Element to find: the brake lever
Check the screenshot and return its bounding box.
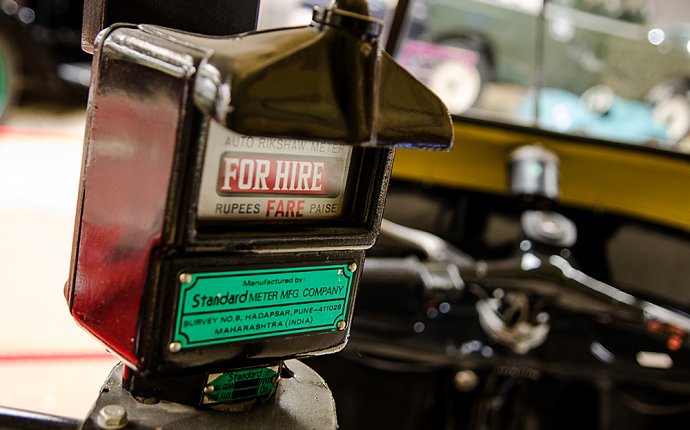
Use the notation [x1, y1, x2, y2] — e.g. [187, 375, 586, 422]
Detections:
[380, 219, 473, 265]
[549, 254, 690, 351]
[375, 221, 690, 351]
[478, 252, 690, 351]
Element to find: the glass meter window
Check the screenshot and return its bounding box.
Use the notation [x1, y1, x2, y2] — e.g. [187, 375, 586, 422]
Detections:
[197, 122, 353, 221]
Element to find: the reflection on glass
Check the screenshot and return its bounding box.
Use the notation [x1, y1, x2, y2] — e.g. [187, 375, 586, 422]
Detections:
[395, 0, 690, 151]
[396, 0, 540, 124]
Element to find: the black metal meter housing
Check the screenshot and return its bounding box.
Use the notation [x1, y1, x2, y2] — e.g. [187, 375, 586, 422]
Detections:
[66, 0, 453, 379]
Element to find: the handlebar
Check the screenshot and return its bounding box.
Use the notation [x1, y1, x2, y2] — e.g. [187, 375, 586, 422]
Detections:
[363, 220, 690, 352]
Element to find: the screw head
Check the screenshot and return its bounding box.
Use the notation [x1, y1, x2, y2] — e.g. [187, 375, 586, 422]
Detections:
[169, 342, 182, 353]
[337, 320, 347, 331]
[347, 262, 358, 273]
[204, 385, 215, 394]
[179, 273, 192, 284]
[97, 404, 128, 430]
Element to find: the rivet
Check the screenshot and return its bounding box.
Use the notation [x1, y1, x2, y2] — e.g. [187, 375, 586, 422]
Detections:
[169, 342, 182, 353]
[337, 320, 347, 331]
[347, 262, 358, 273]
[204, 385, 215, 394]
[179, 273, 192, 284]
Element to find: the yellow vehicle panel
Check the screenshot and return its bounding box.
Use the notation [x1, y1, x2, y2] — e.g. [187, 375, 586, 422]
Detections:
[393, 118, 690, 230]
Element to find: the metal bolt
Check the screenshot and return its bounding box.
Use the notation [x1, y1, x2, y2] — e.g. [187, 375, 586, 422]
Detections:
[179, 273, 192, 284]
[538, 216, 564, 240]
[168, 342, 182, 353]
[96, 404, 128, 430]
[204, 385, 215, 394]
[454, 370, 479, 392]
[360, 42, 373, 56]
[347, 262, 358, 273]
[337, 320, 347, 331]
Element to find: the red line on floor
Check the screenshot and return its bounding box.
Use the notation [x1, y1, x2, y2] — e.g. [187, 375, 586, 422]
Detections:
[0, 352, 114, 363]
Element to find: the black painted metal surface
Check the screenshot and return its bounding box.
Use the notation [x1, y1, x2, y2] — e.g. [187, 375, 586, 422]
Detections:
[82, 0, 261, 53]
[0, 406, 81, 430]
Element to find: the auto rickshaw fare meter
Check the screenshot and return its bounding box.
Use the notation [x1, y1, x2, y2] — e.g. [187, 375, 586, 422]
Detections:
[66, 0, 452, 409]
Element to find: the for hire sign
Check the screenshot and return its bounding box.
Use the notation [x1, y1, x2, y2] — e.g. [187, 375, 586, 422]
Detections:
[198, 122, 353, 221]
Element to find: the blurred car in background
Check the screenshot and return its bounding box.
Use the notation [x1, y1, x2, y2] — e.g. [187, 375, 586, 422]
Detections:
[0, 0, 89, 120]
[518, 85, 676, 146]
[395, 0, 690, 147]
[398, 38, 484, 114]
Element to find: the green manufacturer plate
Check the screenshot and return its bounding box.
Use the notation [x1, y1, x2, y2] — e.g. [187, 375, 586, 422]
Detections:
[202, 366, 280, 405]
[174, 264, 353, 349]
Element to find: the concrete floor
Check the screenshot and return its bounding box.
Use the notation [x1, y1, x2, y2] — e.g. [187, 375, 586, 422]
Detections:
[0, 104, 118, 419]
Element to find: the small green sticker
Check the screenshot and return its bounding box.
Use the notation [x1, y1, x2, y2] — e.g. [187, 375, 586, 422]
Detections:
[203, 366, 279, 405]
[174, 264, 353, 349]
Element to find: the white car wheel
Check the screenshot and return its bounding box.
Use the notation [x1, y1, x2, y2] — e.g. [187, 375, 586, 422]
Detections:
[653, 95, 690, 143]
[427, 59, 482, 115]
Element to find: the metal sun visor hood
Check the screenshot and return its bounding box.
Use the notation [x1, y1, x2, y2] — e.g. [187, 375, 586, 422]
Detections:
[119, 5, 454, 149]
